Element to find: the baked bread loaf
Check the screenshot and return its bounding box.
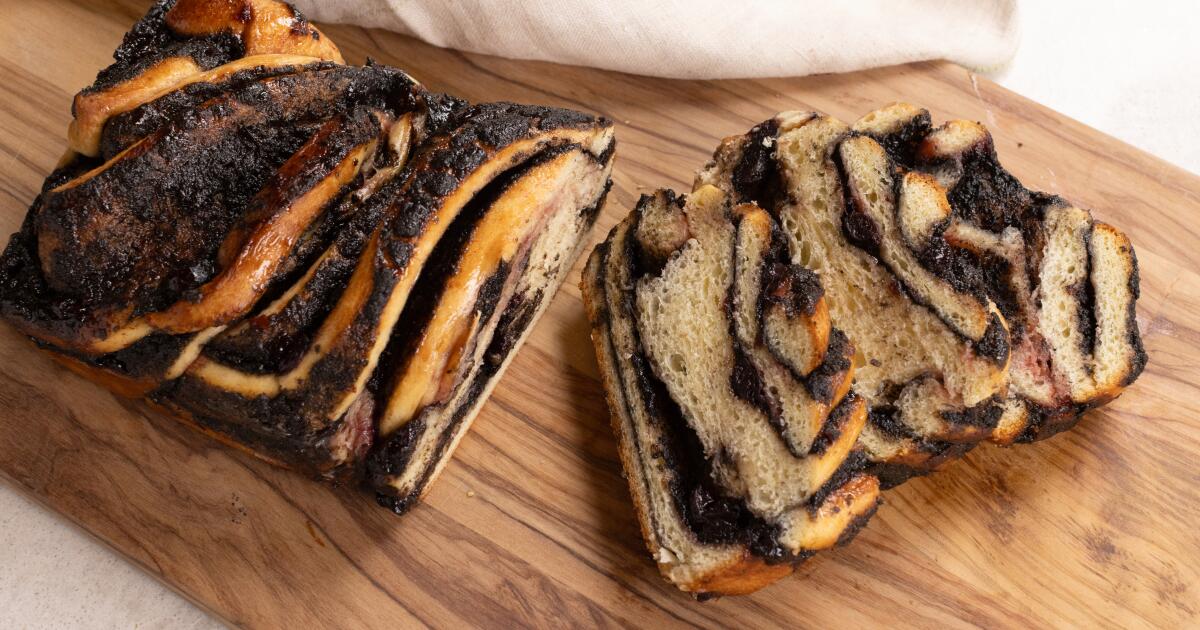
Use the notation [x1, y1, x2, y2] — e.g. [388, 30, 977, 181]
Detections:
[582, 185, 879, 596]
[583, 104, 1145, 595]
[0, 0, 615, 510]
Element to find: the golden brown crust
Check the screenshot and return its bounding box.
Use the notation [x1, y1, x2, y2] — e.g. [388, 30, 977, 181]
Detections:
[683, 555, 797, 597]
[581, 247, 664, 561]
[164, 0, 344, 61]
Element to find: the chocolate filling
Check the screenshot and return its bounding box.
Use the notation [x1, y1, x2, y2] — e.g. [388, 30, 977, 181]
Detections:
[730, 118, 784, 208]
[834, 137, 1010, 365]
[761, 261, 824, 319]
[1076, 225, 1098, 363]
[863, 384, 988, 489]
[939, 394, 1004, 429]
[1121, 247, 1148, 387]
[200, 254, 358, 374]
[870, 442, 976, 490]
[371, 281, 545, 513]
[941, 142, 1034, 234]
[729, 342, 778, 422]
[867, 405, 915, 440]
[804, 330, 852, 405]
[808, 392, 858, 456]
[864, 110, 933, 167]
[98, 61, 339, 158]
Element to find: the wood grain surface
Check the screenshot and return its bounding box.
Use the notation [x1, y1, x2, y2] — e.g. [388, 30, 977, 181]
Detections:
[1, 1, 1197, 627]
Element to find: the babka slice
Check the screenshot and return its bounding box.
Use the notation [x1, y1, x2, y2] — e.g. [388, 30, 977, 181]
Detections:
[698, 112, 1011, 486]
[582, 185, 879, 597]
[694, 105, 1145, 484]
[366, 122, 615, 509]
[850, 103, 1146, 442]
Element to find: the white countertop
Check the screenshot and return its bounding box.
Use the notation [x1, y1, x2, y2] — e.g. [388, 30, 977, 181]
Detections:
[2, 2, 1196, 628]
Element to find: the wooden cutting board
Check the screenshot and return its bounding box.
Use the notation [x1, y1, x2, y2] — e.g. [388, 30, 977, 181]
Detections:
[1, 1, 1197, 627]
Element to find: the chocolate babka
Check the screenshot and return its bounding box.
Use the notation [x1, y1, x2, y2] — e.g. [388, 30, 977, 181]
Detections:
[582, 186, 879, 596]
[848, 104, 1145, 443]
[583, 104, 1144, 595]
[0, 0, 615, 511]
[696, 105, 1144, 484]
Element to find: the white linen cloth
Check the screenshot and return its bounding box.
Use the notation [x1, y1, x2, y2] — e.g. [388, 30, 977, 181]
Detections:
[292, 0, 1019, 79]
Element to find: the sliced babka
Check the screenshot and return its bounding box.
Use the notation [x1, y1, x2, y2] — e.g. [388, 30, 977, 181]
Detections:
[850, 103, 1146, 442]
[697, 111, 1012, 486]
[0, 0, 616, 511]
[582, 185, 879, 596]
[584, 104, 1145, 595]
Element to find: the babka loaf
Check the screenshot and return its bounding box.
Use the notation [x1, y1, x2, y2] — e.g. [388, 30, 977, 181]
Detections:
[0, 0, 615, 510]
[583, 104, 1144, 595]
[582, 185, 879, 596]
